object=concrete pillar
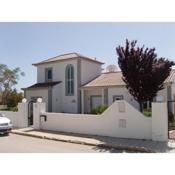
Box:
[101,88,105,105]
[17,102,28,128]
[33,102,46,129]
[81,90,84,114]
[152,102,168,142]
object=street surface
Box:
[0,134,128,153]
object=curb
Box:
[11,131,155,153]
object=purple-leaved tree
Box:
[116,39,175,112]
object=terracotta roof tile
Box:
[33,52,104,66]
[82,70,175,88]
[82,72,125,88]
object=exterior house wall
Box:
[25,89,48,111]
[156,86,168,102]
[84,86,140,113]
[84,88,102,113]
[81,60,102,85]
[52,83,62,113]
[108,87,139,110]
[34,58,102,113]
[36,59,78,113]
[84,85,170,114]
[169,83,175,113]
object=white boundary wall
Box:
[0,102,28,128]
[0,105,7,110]
[38,101,153,140]
[0,100,168,142]
[152,102,168,141]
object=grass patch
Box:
[90,105,108,115]
[143,108,152,117]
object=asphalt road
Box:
[0,134,127,153]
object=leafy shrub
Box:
[90,105,108,114]
[143,108,152,117]
[168,112,174,122]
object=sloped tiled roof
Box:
[32,52,104,66]
[82,70,175,88]
[22,81,61,90]
[82,72,125,88]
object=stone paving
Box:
[11,128,175,153]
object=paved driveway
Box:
[0,134,131,153]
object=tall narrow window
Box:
[66,65,74,96]
[45,68,53,82]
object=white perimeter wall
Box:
[0,111,19,127]
[40,100,152,140]
[0,103,28,128]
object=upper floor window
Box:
[45,68,53,82]
[66,64,74,96]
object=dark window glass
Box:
[66,65,74,95]
[48,69,52,80]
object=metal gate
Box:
[167,100,175,139]
[28,98,38,126]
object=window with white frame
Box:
[65,64,74,96]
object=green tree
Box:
[116,40,174,112]
[6,89,23,108]
[0,64,24,105]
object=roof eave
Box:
[21,87,49,91]
[32,56,104,66]
[80,84,126,89]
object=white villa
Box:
[22,52,175,114]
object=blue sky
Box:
[0,22,175,91]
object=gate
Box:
[28,98,38,126]
[167,100,175,139]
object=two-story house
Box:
[23,52,175,114]
[23,53,103,113]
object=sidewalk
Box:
[11,128,175,153]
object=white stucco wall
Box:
[36,58,102,113]
[52,83,62,113]
[171,83,175,113]
[0,111,19,127]
[84,88,102,113]
[81,60,102,85]
[25,89,48,111]
[152,102,168,141]
[84,86,140,113]
[39,101,152,140]
[156,86,167,102]
[36,59,78,113]
[0,102,28,128]
[108,87,139,110]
